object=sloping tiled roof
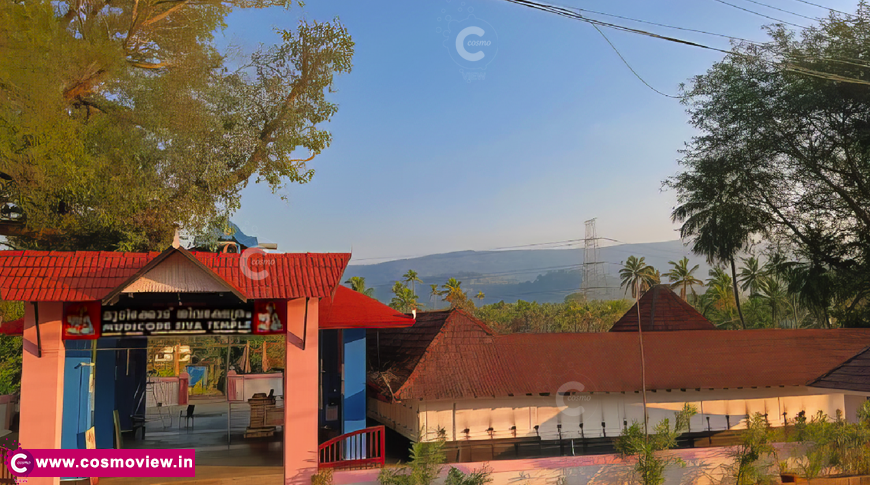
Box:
[369,309,870,401]
[808,346,870,392]
[0,249,350,301]
[319,286,415,329]
[610,284,717,332]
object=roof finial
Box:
[172,227,181,248]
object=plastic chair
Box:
[178,405,195,429]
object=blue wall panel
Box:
[342,329,366,434]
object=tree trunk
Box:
[730,258,747,329]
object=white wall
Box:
[375,387,870,442]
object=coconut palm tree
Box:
[738,256,766,297]
[704,268,739,328]
[756,276,788,328]
[389,281,418,313]
[619,256,658,299]
[663,257,703,300]
[671,176,760,329]
[344,276,374,297]
[429,284,441,310]
[402,270,422,295]
[441,278,469,308]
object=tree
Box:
[619,256,658,299]
[738,257,767,297]
[756,276,788,328]
[441,278,472,310]
[615,404,698,485]
[0,0,354,251]
[429,284,441,310]
[663,257,703,300]
[389,281,418,313]
[403,270,422,296]
[475,291,485,301]
[700,268,741,328]
[345,276,375,297]
[667,5,870,327]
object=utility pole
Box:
[581,218,606,299]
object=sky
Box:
[219,0,859,262]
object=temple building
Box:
[367,286,870,461]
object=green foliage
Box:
[345,277,375,298]
[378,430,447,485]
[789,406,870,478]
[615,404,697,485]
[444,465,492,485]
[663,257,703,301]
[731,413,780,485]
[0,0,353,251]
[619,256,659,299]
[667,4,870,327]
[0,300,25,394]
[311,468,333,485]
[390,281,419,313]
[474,298,631,333]
[0,336,23,395]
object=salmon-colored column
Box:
[20,302,65,485]
[284,298,319,485]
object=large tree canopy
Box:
[668,4,870,326]
[0,0,353,250]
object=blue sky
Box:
[221,0,858,262]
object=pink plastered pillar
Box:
[20,302,65,485]
[284,298,320,485]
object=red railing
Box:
[318,425,386,470]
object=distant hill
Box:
[343,240,713,306]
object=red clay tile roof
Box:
[0,249,350,301]
[369,309,870,401]
[808,346,870,393]
[610,284,717,332]
[320,286,415,330]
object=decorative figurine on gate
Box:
[62,301,101,340]
[253,300,286,335]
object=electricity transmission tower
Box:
[581,218,606,299]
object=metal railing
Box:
[318,425,386,470]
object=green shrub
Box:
[615,404,697,485]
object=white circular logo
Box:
[444,15,499,71]
[556,381,592,417]
[240,247,270,282]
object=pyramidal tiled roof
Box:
[609,284,717,332]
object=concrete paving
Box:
[125,400,283,467]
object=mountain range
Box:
[343,240,714,306]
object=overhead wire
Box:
[711,0,809,27]
[590,22,681,98]
[784,0,855,17]
[500,0,870,86]
[736,0,822,21]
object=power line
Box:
[500,0,870,86]
[711,0,809,28]
[784,0,854,17]
[591,23,680,98]
[737,0,821,21]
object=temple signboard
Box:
[100,307,255,337]
[57,299,289,338]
